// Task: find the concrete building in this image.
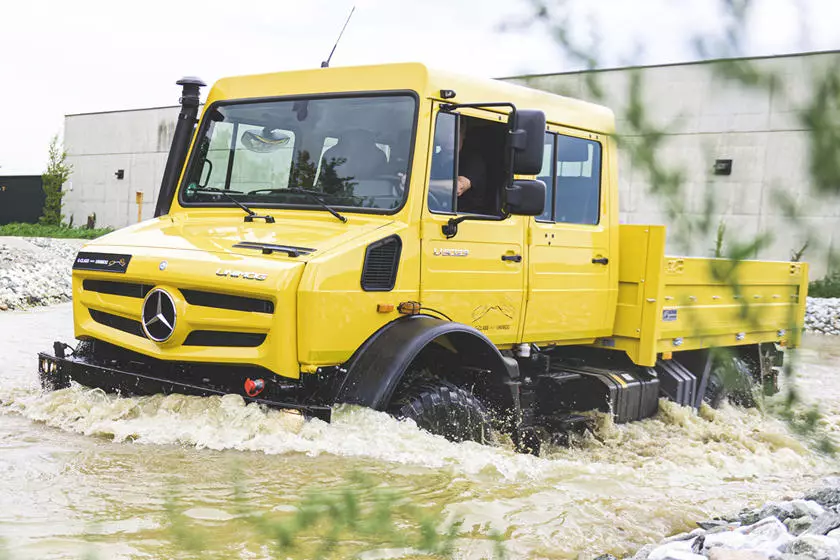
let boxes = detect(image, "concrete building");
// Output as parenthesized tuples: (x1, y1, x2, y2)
(64, 106, 179, 228)
(63, 51, 840, 278)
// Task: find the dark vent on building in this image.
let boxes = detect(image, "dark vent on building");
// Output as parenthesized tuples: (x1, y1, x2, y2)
(181, 290, 274, 314)
(89, 309, 146, 338)
(83, 279, 152, 299)
(183, 331, 267, 347)
(361, 235, 402, 292)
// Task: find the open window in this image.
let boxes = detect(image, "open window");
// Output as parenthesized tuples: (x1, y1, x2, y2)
(427, 112, 509, 217)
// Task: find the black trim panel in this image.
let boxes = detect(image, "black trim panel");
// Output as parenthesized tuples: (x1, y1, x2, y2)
(181, 289, 274, 314)
(83, 279, 152, 298)
(183, 331, 267, 347)
(89, 309, 146, 338)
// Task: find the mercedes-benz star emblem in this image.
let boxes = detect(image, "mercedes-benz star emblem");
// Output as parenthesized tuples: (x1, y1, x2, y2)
(141, 289, 177, 342)
(159, 260, 168, 271)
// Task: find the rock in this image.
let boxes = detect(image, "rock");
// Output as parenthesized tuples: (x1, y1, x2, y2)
(739, 509, 764, 526)
(707, 550, 769, 560)
(0, 302, 7, 310)
(699, 520, 734, 530)
(691, 535, 705, 554)
(595, 555, 618, 560)
(791, 499, 827, 519)
(785, 535, 840, 559)
(648, 540, 706, 560)
(807, 486, 840, 508)
(827, 527, 840, 539)
(785, 515, 814, 536)
(633, 544, 658, 560)
(806, 512, 840, 536)
(703, 518, 792, 557)
(662, 530, 704, 544)
(759, 501, 796, 522)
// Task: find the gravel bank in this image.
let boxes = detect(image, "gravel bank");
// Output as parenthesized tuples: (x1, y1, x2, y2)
(0, 237, 85, 310)
(805, 297, 840, 335)
(612, 479, 840, 560)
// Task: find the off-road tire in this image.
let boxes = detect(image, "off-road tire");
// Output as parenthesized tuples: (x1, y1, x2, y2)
(704, 356, 758, 408)
(389, 378, 495, 444)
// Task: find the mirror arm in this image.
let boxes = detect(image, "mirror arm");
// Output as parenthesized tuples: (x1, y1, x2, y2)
(442, 215, 471, 239)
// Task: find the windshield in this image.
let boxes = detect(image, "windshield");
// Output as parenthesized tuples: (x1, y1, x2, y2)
(180, 94, 416, 213)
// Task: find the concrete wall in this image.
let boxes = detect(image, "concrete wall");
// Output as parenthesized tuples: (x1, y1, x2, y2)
(63, 52, 840, 277)
(509, 51, 840, 278)
(64, 106, 179, 228)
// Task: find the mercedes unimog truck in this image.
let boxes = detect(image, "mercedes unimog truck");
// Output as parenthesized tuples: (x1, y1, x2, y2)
(39, 63, 808, 453)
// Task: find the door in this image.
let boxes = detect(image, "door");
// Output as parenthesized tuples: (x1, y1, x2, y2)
(523, 131, 614, 343)
(420, 108, 526, 345)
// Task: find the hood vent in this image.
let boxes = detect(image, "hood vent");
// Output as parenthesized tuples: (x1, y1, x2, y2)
(361, 235, 402, 292)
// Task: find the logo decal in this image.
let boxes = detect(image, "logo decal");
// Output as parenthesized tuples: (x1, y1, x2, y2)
(662, 308, 678, 322)
(159, 261, 168, 271)
(433, 248, 469, 257)
(215, 269, 268, 281)
(142, 289, 177, 342)
(471, 304, 515, 323)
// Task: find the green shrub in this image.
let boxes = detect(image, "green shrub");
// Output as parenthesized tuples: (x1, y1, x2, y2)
(40, 135, 72, 226)
(0, 222, 113, 240)
(809, 272, 840, 298)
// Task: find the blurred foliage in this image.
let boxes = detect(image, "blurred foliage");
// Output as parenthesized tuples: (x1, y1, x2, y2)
(809, 272, 840, 298)
(153, 472, 507, 560)
(520, 0, 838, 449)
(0, 222, 113, 239)
(40, 135, 72, 226)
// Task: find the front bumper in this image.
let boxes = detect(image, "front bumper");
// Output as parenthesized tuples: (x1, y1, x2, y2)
(38, 341, 331, 422)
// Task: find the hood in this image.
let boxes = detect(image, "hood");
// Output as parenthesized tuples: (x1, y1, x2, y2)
(87, 211, 395, 261)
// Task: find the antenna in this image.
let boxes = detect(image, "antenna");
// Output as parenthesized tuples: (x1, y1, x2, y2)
(321, 6, 355, 68)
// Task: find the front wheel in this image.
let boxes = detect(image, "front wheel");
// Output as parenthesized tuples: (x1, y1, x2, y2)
(389, 378, 495, 444)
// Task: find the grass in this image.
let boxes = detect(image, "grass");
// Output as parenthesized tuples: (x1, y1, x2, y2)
(0, 222, 113, 240)
(809, 272, 840, 298)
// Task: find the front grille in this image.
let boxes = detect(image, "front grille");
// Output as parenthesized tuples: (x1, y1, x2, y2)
(183, 331, 266, 347)
(181, 289, 274, 314)
(89, 309, 146, 338)
(83, 279, 152, 298)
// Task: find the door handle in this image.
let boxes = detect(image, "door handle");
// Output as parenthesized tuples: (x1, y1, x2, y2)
(591, 257, 609, 265)
(502, 254, 523, 263)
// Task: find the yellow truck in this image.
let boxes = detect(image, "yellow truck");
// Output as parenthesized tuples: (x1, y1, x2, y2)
(39, 63, 808, 452)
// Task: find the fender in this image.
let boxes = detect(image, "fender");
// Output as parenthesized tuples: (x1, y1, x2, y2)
(334, 315, 517, 410)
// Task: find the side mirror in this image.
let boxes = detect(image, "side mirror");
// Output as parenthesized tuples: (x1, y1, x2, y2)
(505, 179, 546, 216)
(510, 109, 547, 175)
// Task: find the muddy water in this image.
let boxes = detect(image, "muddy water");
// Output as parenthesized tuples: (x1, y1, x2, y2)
(1, 304, 838, 559)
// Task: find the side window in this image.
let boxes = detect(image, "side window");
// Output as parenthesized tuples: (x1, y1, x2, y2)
(428, 112, 456, 213)
(554, 135, 602, 225)
(536, 133, 555, 222)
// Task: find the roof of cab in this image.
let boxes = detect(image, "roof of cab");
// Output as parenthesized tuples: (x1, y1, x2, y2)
(207, 62, 615, 135)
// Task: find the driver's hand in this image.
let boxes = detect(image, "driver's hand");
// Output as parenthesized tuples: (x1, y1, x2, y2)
(457, 176, 471, 196)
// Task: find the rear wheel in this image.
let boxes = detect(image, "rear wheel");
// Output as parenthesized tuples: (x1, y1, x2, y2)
(388, 376, 495, 444)
(704, 355, 758, 408)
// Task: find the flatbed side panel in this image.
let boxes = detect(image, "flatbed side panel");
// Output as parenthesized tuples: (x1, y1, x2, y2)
(606, 224, 666, 366)
(657, 257, 806, 350)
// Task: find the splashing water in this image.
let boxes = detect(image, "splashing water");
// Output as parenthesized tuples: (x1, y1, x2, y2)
(0, 303, 838, 558)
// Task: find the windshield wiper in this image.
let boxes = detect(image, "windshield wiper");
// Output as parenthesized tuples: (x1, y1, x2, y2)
(190, 187, 275, 223)
(284, 189, 348, 223)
